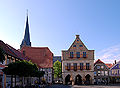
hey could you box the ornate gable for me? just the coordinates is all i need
[94,59,104,65]
[111,61,120,70]
[68,35,88,51]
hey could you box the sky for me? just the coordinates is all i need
[0,0,120,63]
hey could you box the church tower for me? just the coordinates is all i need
[20,14,31,49]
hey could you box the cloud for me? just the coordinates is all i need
[96,44,120,63]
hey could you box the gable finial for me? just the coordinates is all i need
[76,35,79,38]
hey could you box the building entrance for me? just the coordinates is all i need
[75,75,82,85]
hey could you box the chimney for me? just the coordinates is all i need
[115,60,116,64]
[76,35,79,38]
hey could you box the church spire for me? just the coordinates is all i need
[20,12,31,49]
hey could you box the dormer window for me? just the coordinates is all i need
[73,45,76,47]
[79,45,83,47]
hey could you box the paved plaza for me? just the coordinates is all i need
[73,85,120,88]
[46,84,120,88]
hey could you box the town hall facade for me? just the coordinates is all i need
[62,35,94,85]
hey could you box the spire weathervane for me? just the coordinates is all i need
[26,9,28,16]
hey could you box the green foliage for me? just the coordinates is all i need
[33,70,45,77]
[0,47,5,64]
[53,60,62,78]
[2,60,45,77]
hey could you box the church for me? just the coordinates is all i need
[20,14,53,84]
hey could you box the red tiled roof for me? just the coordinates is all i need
[0,40,28,60]
[0,40,17,58]
[6,44,28,60]
[21,46,53,68]
[105,63,113,68]
[94,59,104,65]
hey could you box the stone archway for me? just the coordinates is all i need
[75,74,82,85]
[85,74,91,85]
[65,74,71,85]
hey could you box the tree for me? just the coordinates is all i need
[0,47,5,64]
[3,60,45,87]
[53,60,62,79]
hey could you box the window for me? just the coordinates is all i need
[83,52,86,58]
[105,71,108,76]
[77,40,79,41]
[101,71,104,76]
[79,45,83,47]
[98,78,100,82]
[76,52,80,58]
[98,71,101,76]
[98,71,100,73]
[97,66,100,69]
[94,71,97,76]
[73,63,77,71]
[112,70,114,75]
[86,63,90,70]
[7,59,9,65]
[70,52,74,58]
[73,45,76,47]
[115,70,117,75]
[23,50,25,56]
[101,66,104,69]
[80,63,84,70]
[67,63,71,71]
[49,68,51,72]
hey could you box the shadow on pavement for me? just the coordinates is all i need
[45,84,72,88]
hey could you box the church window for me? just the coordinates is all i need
[76,52,80,58]
[70,52,74,58]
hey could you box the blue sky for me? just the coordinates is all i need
[0,0,120,63]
